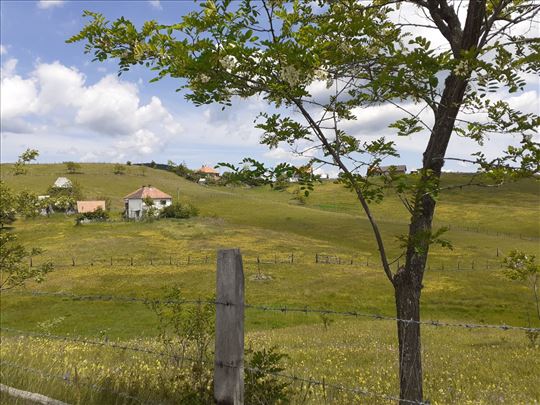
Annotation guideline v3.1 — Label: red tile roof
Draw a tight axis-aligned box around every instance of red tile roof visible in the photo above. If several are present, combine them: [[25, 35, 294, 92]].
[[77, 201, 106, 213], [198, 165, 219, 174], [124, 186, 172, 200]]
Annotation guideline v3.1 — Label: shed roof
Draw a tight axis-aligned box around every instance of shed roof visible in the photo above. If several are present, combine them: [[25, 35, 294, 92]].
[[124, 185, 172, 200], [54, 177, 72, 188], [77, 201, 106, 213]]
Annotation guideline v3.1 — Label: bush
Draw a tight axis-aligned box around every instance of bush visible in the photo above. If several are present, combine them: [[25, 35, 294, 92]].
[[64, 161, 81, 174], [245, 346, 290, 404], [113, 163, 126, 175], [160, 202, 199, 219], [75, 207, 109, 224]]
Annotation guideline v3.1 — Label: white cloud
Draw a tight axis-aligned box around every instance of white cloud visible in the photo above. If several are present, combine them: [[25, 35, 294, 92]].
[[0, 45, 6, 55], [1, 60, 39, 121], [37, 0, 64, 9], [148, 0, 162, 10], [1, 60, 184, 160], [264, 146, 307, 162]]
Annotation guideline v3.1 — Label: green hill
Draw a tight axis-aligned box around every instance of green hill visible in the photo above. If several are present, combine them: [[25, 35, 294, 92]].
[[1, 163, 539, 404]]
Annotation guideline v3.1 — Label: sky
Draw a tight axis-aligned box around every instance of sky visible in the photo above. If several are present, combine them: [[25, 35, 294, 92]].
[[1, 0, 538, 175]]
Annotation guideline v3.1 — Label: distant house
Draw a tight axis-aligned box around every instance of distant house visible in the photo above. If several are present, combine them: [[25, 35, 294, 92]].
[[197, 165, 220, 182], [371, 165, 407, 176], [77, 200, 106, 214], [53, 177, 72, 188], [38, 195, 53, 216], [288, 165, 314, 183], [124, 185, 172, 219]]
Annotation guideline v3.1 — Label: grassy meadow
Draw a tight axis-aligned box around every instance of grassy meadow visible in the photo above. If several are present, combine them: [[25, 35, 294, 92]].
[[1, 163, 539, 404]]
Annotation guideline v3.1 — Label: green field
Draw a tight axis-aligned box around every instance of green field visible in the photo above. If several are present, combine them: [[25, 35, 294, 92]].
[[1, 163, 539, 404]]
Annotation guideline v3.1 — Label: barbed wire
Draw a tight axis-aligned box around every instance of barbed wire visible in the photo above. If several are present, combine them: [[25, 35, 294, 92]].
[[240, 363, 427, 405], [5, 290, 540, 332], [1, 328, 423, 405], [0, 359, 156, 405], [0, 327, 200, 365], [241, 303, 540, 332]]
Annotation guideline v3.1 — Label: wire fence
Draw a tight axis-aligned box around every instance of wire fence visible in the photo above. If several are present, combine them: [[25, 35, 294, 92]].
[[3, 255, 539, 404], [3, 291, 538, 404], [6, 290, 540, 333], [29, 251, 511, 272]]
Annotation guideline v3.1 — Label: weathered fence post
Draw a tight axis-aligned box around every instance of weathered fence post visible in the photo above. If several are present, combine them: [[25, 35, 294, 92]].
[[315, 253, 319, 263], [215, 249, 244, 405], [72, 257, 75, 267], [29, 257, 33, 267]]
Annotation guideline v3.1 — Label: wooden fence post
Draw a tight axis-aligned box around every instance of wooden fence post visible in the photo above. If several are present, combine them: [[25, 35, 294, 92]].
[[72, 257, 75, 267], [215, 249, 244, 405]]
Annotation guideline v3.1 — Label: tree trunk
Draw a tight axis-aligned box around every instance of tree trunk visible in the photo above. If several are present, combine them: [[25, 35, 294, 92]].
[[394, 266, 423, 404]]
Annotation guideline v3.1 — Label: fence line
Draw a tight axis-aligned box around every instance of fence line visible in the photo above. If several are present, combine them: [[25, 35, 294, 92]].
[[0, 360, 154, 405], [6, 291, 540, 333], [29, 253, 510, 272]]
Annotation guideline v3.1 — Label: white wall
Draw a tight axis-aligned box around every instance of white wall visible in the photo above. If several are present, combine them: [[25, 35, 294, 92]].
[[126, 198, 172, 219]]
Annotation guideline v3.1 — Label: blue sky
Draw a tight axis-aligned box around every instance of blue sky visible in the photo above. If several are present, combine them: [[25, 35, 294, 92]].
[[1, 0, 538, 175]]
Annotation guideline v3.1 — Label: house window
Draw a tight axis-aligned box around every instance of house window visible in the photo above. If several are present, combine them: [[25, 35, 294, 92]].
[[160, 200, 167, 205]]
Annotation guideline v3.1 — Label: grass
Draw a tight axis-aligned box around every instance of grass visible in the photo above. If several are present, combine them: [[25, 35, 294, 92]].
[[1, 163, 539, 403]]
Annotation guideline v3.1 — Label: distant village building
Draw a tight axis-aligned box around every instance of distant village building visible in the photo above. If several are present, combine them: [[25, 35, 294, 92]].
[[371, 165, 407, 176], [77, 201, 106, 214], [38, 195, 53, 216], [288, 165, 314, 183], [53, 177, 72, 188], [197, 165, 220, 183], [124, 185, 172, 219]]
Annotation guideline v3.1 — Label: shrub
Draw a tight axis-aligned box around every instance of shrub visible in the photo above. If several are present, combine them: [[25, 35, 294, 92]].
[[160, 202, 199, 219], [113, 163, 126, 175], [64, 161, 81, 174], [75, 207, 109, 224], [245, 346, 290, 404]]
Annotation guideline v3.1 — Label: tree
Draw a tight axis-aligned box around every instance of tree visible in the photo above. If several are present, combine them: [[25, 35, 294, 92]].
[[0, 181, 17, 228], [503, 250, 540, 321], [13, 148, 39, 175], [16, 191, 42, 219], [70, 1, 539, 402], [0, 230, 53, 291], [113, 163, 126, 175], [65, 161, 82, 174]]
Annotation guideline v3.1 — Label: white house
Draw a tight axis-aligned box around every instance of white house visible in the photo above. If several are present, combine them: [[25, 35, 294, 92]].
[[124, 185, 172, 219], [53, 177, 72, 188]]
